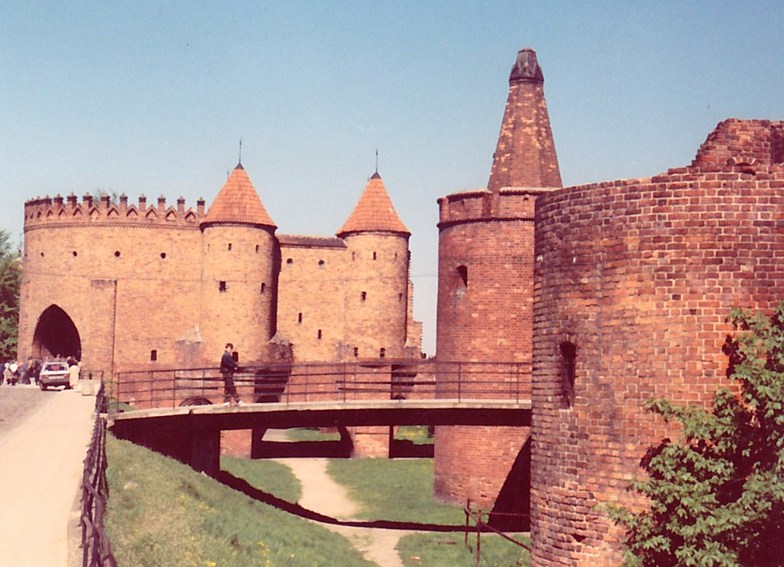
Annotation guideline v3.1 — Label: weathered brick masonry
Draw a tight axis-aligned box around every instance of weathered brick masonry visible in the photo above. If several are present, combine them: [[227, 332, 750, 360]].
[[531, 119, 784, 565], [434, 49, 560, 513]]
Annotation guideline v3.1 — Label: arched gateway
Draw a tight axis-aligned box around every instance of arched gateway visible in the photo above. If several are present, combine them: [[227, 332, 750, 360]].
[[31, 305, 81, 361]]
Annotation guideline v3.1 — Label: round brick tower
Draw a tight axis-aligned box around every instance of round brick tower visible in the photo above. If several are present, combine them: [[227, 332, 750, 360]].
[[337, 171, 412, 359], [434, 48, 562, 513], [200, 162, 278, 365], [531, 119, 784, 565]]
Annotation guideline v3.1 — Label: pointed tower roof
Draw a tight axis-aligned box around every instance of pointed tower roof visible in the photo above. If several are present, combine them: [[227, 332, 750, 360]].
[[201, 163, 277, 230], [337, 172, 410, 237], [487, 48, 562, 192]]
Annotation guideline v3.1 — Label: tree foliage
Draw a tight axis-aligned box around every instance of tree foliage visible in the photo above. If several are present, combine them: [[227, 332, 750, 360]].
[[608, 305, 784, 566], [0, 229, 21, 360]]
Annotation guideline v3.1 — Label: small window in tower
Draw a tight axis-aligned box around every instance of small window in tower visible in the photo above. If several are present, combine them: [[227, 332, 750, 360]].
[[255, 245, 260, 253], [318, 260, 325, 268], [72, 251, 78, 257], [457, 265, 468, 288], [373, 251, 377, 260], [361, 291, 367, 302], [160, 252, 167, 259], [286, 258, 293, 265], [353, 347, 359, 357], [398, 292, 403, 302], [260, 282, 266, 294], [298, 312, 303, 324], [379, 347, 386, 358], [150, 349, 158, 362], [219, 281, 227, 293], [352, 252, 356, 261], [560, 341, 577, 409], [317, 329, 322, 340], [114, 251, 121, 258], [228, 243, 232, 251]]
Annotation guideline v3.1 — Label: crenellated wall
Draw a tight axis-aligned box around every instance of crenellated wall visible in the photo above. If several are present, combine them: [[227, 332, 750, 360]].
[[24, 193, 206, 229]]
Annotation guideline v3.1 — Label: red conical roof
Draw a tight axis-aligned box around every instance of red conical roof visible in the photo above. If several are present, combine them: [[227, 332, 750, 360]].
[[487, 48, 562, 191], [201, 163, 276, 229], [337, 172, 410, 237]]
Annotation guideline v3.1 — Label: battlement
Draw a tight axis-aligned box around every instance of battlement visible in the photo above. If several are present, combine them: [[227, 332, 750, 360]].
[[23, 193, 206, 230], [437, 186, 556, 228], [691, 119, 784, 172]]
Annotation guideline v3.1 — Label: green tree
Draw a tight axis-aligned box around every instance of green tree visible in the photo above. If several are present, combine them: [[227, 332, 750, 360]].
[[0, 229, 21, 360], [608, 305, 784, 566]]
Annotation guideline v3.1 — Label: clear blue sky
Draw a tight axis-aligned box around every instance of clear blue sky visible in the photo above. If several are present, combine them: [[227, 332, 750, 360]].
[[2, 1, 782, 355]]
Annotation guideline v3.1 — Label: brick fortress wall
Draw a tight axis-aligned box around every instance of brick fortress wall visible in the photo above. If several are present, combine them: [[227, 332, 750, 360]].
[[531, 119, 784, 565], [19, 170, 422, 380], [19, 194, 207, 376]]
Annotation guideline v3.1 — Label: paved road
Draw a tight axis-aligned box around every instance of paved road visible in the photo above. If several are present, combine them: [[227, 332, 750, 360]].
[[0, 384, 96, 567]]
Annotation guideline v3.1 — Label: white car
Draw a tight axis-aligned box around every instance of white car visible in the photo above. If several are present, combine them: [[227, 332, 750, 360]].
[[39, 361, 71, 390]]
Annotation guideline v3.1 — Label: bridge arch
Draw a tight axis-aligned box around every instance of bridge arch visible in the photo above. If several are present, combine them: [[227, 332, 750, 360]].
[[31, 304, 81, 361]]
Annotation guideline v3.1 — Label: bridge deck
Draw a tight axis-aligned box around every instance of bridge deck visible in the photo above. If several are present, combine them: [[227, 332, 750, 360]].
[[111, 398, 532, 430]]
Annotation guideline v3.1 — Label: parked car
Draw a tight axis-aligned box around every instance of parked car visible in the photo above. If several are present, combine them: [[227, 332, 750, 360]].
[[39, 361, 71, 390]]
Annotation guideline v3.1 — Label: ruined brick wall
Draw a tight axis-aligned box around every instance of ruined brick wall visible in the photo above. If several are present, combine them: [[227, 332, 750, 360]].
[[531, 120, 784, 565]]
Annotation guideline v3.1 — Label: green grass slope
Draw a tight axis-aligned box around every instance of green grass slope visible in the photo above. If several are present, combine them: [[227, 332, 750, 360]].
[[105, 435, 373, 567]]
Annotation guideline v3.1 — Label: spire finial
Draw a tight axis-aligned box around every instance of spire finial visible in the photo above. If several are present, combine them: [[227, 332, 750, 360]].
[[238, 138, 242, 165], [375, 148, 379, 174]]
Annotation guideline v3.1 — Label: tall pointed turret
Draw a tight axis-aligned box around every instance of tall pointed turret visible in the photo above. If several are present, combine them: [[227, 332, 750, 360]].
[[487, 48, 562, 191], [338, 172, 412, 360], [200, 162, 278, 365], [337, 172, 410, 237]]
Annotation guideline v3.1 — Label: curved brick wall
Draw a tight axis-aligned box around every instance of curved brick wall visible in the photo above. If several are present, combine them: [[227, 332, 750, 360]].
[[434, 189, 542, 508], [531, 140, 784, 564], [19, 195, 207, 374], [341, 233, 412, 359], [200, 223, 278, 364]]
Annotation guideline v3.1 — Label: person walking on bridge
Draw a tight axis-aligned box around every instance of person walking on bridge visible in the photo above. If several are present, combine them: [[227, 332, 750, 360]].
[[220, 343, 242, 407]]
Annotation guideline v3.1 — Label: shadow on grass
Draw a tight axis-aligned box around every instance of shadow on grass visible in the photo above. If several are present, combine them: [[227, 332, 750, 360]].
[[215, 470, 465, 533]]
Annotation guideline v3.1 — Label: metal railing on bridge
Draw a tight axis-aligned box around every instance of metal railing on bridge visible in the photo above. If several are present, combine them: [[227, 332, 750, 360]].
[[109, 360, 530, 414]]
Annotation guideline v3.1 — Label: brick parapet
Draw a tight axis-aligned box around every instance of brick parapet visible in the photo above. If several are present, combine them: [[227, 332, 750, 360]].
[[23, 193, 206, 230], [531, 159, 784, 565], [437, 187, 554, 228]]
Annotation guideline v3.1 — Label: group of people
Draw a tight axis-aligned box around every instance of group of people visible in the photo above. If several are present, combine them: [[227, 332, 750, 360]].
[[1, 358, 40, 386]]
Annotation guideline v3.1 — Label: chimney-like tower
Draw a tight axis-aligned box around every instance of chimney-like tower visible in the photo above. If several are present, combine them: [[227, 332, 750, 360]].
[[487, 48, 562, 191], [434, 48, 560, 516]]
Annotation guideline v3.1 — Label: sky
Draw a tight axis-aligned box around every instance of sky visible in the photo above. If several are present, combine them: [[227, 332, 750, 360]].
[[2, 1, 783, 355]]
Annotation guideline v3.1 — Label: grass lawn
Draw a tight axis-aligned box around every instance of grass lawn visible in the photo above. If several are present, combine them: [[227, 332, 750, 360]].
[[105, 435, 373, 567], [105, 434, 529, 566], [324, 458, 530, 566], [221, 455, 301, 502], [395, 425, 433, 445], [398, 532, 530, 567], [327, 458, 463, 525]]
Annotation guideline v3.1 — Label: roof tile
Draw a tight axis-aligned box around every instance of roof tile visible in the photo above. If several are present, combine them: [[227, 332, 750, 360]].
[[337, 173, 409, 236], [201, 164, 276, 229]]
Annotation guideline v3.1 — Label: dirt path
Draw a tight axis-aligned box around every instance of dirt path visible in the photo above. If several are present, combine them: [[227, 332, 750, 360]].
[[272, 434, 409, 567]]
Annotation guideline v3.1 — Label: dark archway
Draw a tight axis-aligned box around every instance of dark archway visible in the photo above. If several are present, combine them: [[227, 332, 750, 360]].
[[32, 305, 81, 361]]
